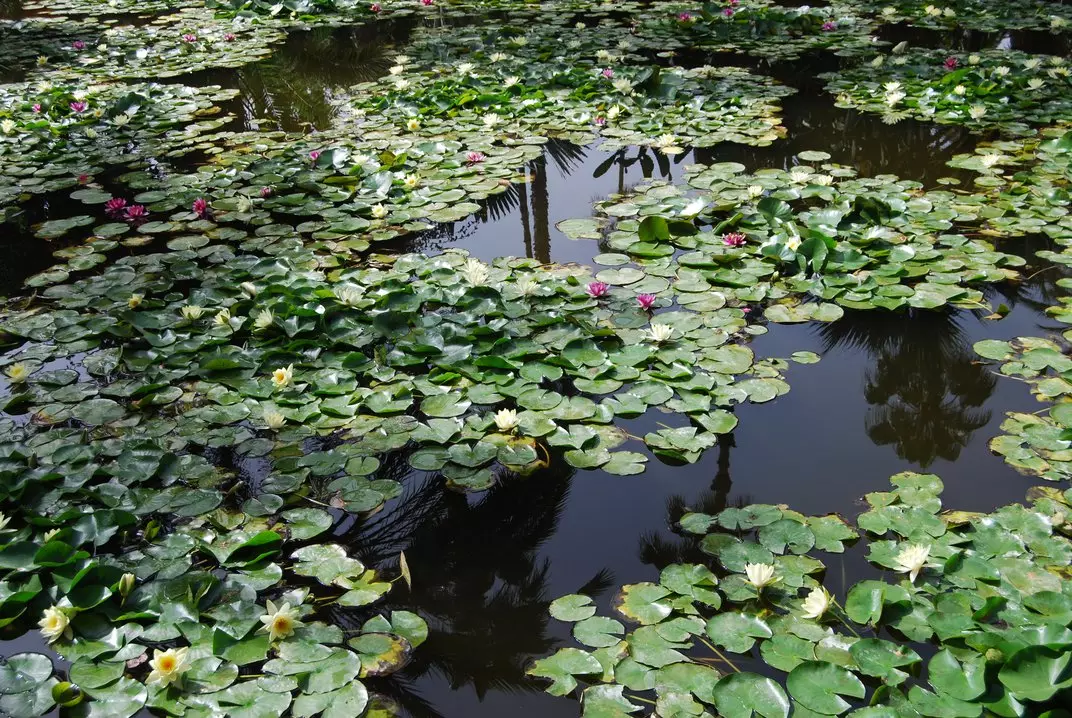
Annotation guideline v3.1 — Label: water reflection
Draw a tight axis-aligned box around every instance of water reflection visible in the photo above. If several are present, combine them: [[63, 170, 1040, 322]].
[[817, 309, 995, 467]]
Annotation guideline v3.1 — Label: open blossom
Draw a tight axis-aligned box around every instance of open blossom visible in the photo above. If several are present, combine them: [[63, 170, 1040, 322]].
[[421, 0, 433, 5], [466, 151, 485, 164], [462, 258, 489, 286], [746, 184, 764, 199], [801, 587, 832, 619], [952, 84, 966, 95], [371, 203, 388, 219], [895, 544, 930, 583], [745, 563, 779, 590], [105, 197, 128, 216], [645, 323, 674, 343], [885, 90, 906, 106], [147, 647, 191, 687], [595, 116, 606, 126], [483, 113, 501, 127], [943, 56, 958, 70], [72, 40, 85, 50], [5, 363, 30, 383], [612, 78, 633, 94], [213, 308, 231, 327], [125, 204, 148, 221], [39, 606, 72, 644], [503, 75, 520, 88], [677, 12, 693, 21], [128, 293, 143, 309], [968, 105, 987, 120], [821, 21, 836, 31], [406, 118, 421, 131], [264, 410, 286, 430], [240, 282, 258, 298], [260, 186, 273, 197], [180, 305, 204, 320], [586, 281, 609, 298], [192, 197, 210, 218], [309, 150, 321, 161], [979, 153, 1005, 168], [224, 32, 236, 41], [1028, 78, 1045, 90], [722, 7, 733, 16], [271, 365, 294, 389], [253, 309, 274, 331], [786, 235, 802, 251], [789, 168, 811, 183], [370, 2, 381, 10], [601, 67, 614, 78], [181, 33, 197, 43], [259, 600, 303, 641], [636, 294, 657, 310], [69, 101, 87, 113], [335, 285, 363, 306], [723, 232, 746, 248], [494, 408, 519, 432]]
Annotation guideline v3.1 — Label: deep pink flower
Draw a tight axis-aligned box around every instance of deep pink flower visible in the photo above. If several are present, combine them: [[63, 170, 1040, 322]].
[[742, 307, 751, 314], [77, 174, 90, 184], [677, 12, 693, 21], [466, 151, 485, 164], [69, 101, 87, 113], [370, 2, 381, 10], [944, 56, 958, 70], [223, 33, 236, 41], [586, 281, 609, 298], [260, 186, 273, 197], [182, 34, 197, 43], [309, 150, 321, 161], [723, 232, 747, 247], [104, 197, 127, 216], [729, 0, 739, 5], [595, 116, 606, 126], [636, 294, 656, 310], [31, 104, 41, 113], [722, 7, 734, 16], [822, 21, 836, 31], [192, 197, 210, 217], [72, 40, 85, 50], [125, 204, 148, 221], [420, 0, 433, 5], [601, 68, 614, 78]]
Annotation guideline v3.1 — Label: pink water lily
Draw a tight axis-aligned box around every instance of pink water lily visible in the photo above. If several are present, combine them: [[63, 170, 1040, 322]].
[[77, 174, 90, 184], [466, 151, 486, 164], [677, 12, 693, 21], [69, 101, 87, 113], [722, 7, 734, 16], [31, 104, 41, 113], [192, 197, 210, 218], [125, 204, 148, 221], [822, 21, 836, 31], [260, 186, 273, 197], [370, 2, 381, 10], [944, 56, 958, 70], [104, 197, 128, 216], [223, 33, 236, 41], [601, 68, 614, 78], [421, 0, 433, 5], [182, 34, 197, 43], [637, 294, 657, 310], [595, 116, 606, 126], [72, 40, 85, 50], [586, 281, 609, 298], [723, 232, 747, 247], [309, 150, 321, 161]]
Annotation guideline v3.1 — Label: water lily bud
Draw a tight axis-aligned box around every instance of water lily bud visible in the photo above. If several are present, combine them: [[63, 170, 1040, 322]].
[[118, 572, 135, 598], [240, 282, 258, 298]]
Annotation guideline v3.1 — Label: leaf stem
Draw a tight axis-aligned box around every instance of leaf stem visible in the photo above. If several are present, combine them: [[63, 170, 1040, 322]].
[[697, 636, 741, 672]]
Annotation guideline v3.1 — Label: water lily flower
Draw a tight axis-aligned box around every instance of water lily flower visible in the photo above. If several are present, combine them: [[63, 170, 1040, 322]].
[[466, 151, 486, 165], [923, 4, 941, 15], [482, 113, 501, 127], [111, 113, 131, 127], [612, 78, 634, 94], [128, 293, 143, 309], [371, 203, 388, 219], [595, 116, 606, 126], [746, 184, 764, 199], [77, 174, 90, 184], [979, 153, 1005, 168], [31, 103, 41, 113], [789, 168, 812, 183], [457, 62, 475, 75], [253, 309, 274, 331], [393, 78, 410, 90], [370, 2, 381, 11], [462, 258, 489, 286], [601, 67, 614, 78], [870, 55, 884, 67], [224, 33, 236, 41], [636, 294, 657, 310], [510, 35, 528, 46], [38, 606, 72, 644], [403, 174, 420, 189], [406, 118, 421, 131], [881, 6, 897, 15], [744, 563, 779, 591], [72, 40, 85, 50], [943, 7, 955, 15], [69, 101, 87, 113], [388, 65, 405, 76], [335, 285, 363, 306], [309, 150, 321, 162], [125, 204, 148, 221], [952, 84, 966, 95], [264, 410, 286, 430], [213, 309, 231, 327], [503, 76, 520, 88], [968, 54, 980, 65], [812, 174, 834, 186], [723, 232, 747, 248], [180, 305, 204, 320], [490, 52, 508, 62], [586, 281, 609, 298], [260, 186, 273, 197], [421, 0, 433, 6], [0, 119, 16, 134], [1049, 67, 1070, 78], [801, 587, 832, 619], [654, 134, 683, 155], [943, 56, 958, 70], [42, 528, 59, 541], [5, 363, 29, 383], [147, 647, 191, 686], [240, 282, 258, 298], [271, 365, 294, 389], [993, 65, 1010, 78], [192, 197, 210, 218], [894, 544, 930, 582], [105, 198, 130, 219], [259, 599, 303, 641], [722, 7, 733, 16], [1028, 78, 1045, 90], [821, 21, 836, 31], [885, 90, 906, 106], [181, 33, 197, 43], [645, 323, 674, 343], [1053, 16, 1069, 28], [0, 514, 10, 532], [968, 105, 987, 120], [1024, 58, 1041, 70], [494, 408, 519, 432]]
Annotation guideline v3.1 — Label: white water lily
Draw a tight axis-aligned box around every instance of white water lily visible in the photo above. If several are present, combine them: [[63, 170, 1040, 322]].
[[39, 606, 73, 644], [403, 173, 420, 189], [789, 168, 812, 183], [1028, 78, 1046, 90], [406, 118, 420, 131], [786, 235, 802, 251], [335, 285, 363, 306], [388, 65, 404, 75], [253, 309, 273, 331], [489, 52, 508, 62], [746, 184, 764, 199], [111, 113, 131, 127], [371, 203, 388, 219], [264, 410, 286, 430], [0, 512, 10, 531], [42, 528, 59, 542], [510, 35, 528, 46], [1024, 58, 1041, 70], [645, 323, 674, 343], [394, 78, 410, 90], [180, 305, 204, 320], [259, 600, 303, 641], [968, 105, 987, 120], [271, 364, 294, 389], [147, 647, 192, 686], [606, 105, 621, 120], [870, 55, 884, 67], [483, 113, 501, 128], [968, 54, 980, 65], [883, 81, 901, 92], [457, 62, 475, 74], [654, 134, 682, 155], [394, 54, 410, 64], [881, 6, 897, 16], [5, 363, 29, 383], [885, 90, 906, 106], [1, 119, 16, 134], [213, 308, 231, 327], [993, 65, 1010, 78], [516, 277, 540, 295], [812, 174, 834, 186], [1053, 16, 1069, 28], [611, 78, 633, 94], [923, 4, 940, 16], [1051, 56, 1067, 66], [462, 258, 490, 286], [952, 84, 966, 96], [596, 49, 612, 62], [240, 282, 258, 298], [503, 75, 521, 88], [744, 563, 779, 590], [801, 587, 832, 619], [494, 408, 519, 432], [1049, 67, 1071, 78], [894, 543, 931, 582], [979, 153, 1005, 168], [943, 7, 955, 16]]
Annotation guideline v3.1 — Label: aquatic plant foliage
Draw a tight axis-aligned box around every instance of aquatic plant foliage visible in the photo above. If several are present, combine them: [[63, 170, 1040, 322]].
[[533, 472, 1072, 716], [850, 0, 1072, 32]]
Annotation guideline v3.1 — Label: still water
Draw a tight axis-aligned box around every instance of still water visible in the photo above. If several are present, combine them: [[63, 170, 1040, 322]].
[[1, 7, 1067, 717]]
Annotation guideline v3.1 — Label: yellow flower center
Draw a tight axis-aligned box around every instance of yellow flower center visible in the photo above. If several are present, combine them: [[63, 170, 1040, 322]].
[[159, 656, 176, 671], [273, 617, 292, 632]]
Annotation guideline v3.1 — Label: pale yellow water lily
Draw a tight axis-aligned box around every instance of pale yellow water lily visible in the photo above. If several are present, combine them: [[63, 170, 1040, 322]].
[[993, 65, 1011, 78], [406, 118, 421, 131], [489, 52, 508, 62], [885, 90, 906, 106], [253, 309, 274, 331], [112, 113, 131, 127], [128, 293, 144, 309], [812, 174, 834, 186], [213, 309, 231, 327], [118, 573, 136, 598], [746, 184, 764, 199], [894, 544, 930, 583], [785, 235, 802, 251], [371, 204, 388, 219], [1, 119, 17, 134], [482, 113, 501, 128], [335, 285, 363, 306], [516, 277, 540, 295], [180, 305, 204, 320], [403, 173, 420, 189], [883, 81, 902, 92], [645, 323, 674, 344], [1028, 78, 1046, 90], [38, 606, 73, 644], [789, 168, 812, 183], [271, 364, 294, 389], [968, 105, 987, 120], [42, 528, 59, 542], [146, 647, 192, 686], [259, 600, 303, 641], [264, 410, 286, 430], [979, 153, 1005, 168], [611, 78, 633, 94], [744, 563, 779, 590], [952, 84, 966, 96], [494, 408, 519, 432], [801, 587, 832, 619], [5, 363, 30, 383], [503, 76, 521, 88], [457, 62, 475, 75]]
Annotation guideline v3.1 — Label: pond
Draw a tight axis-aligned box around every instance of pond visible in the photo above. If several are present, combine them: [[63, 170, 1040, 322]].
[[2, 1, 1072, 717]]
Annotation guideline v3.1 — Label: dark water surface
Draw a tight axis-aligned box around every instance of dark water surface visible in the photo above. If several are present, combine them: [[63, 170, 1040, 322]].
[[1, 8, 1069, 718]]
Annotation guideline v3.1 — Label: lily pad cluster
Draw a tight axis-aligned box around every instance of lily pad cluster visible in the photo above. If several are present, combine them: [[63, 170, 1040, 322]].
[[0, 80, 237, 209], [848, 0, 1072, 32], [532, 472, 1072, 717], [822, 48, 1072, 133], [558, 152, 1024, 316], [21, 0, 204, 18], [337, 17, 795, 152]]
